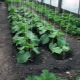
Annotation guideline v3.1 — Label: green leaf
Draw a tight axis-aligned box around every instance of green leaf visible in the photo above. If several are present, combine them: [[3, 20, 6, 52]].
[[25, 69, 67, 80], [17, 50, 30, 63], [76, 77, 80, 80], [13, 36, 27, 46], [39, 29, 47, 34], [26, 31, 39, 46], [25, 76, 36, 80], [41, 70, 56, 79], [62, 46, 70, 52], [40, 34, 49, 44], [27, 43, 34, 48], [51, 47, 63, 54], [37, 23, 43, 27], [57, 30, 64, 36], [41, 69, 51, 77], [34, 76, 43, 80], [31, 40, 39, 46], [26, 31, 35, 39], [17, 46, 25, 51], [57, 37, 69, 47], [49, 42, 62, 54], [46, 25, 54, 31], [57, 37, 70, 52], [48, 31, 58, 38], [49, 42, 57, 51], [32, 47, 40, 54], [38, 26, 45, 30], [76, 28, 80, 34], [12, 25, 19, 33]]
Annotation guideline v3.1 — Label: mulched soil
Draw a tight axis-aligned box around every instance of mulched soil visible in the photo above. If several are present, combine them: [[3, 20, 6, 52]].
[[0, 2, 80, 80]]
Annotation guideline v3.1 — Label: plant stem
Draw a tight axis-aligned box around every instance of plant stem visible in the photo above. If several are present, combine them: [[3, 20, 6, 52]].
[[62, 51, 65, 60]]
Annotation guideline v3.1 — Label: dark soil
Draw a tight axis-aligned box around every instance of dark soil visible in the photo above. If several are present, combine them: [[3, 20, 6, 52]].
[[0, 2, 80, 80]]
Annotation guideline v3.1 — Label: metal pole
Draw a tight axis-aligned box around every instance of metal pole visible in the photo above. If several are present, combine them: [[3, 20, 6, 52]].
[[78, 0, 80, 17], [58, 0, 62, 13], [41, 0, 43, 3], [50, 0, 51, 6]]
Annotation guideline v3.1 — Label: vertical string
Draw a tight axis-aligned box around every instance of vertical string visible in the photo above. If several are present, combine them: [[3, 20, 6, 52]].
[[49, 0, 51, 21], [53, 7, 56, 27], [43, 1, 46, 25], [40, 0, 43, 20], [60, 9, 64, 31], [28, 2, 33, 54], [65, 11, 71, 39], [11, 0, 13, 6], [78, 0, 80, 17], [35, 0, 36, 10], [20, 0, 21, 7]]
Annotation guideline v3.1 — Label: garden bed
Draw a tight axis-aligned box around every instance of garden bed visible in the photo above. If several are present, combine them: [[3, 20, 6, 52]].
[[0, 2, 80, 80]]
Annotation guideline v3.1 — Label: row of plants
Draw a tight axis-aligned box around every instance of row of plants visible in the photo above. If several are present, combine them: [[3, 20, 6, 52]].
[[7, 1, 80, 80], [8, 6, 41, 63], [6, 0, 21, 3], [8, 6, 70, 63], [7, 2, 68, 80], [25, 69, 80, 80], [25, 69, 67, 80], [25, 0, 80, 37]]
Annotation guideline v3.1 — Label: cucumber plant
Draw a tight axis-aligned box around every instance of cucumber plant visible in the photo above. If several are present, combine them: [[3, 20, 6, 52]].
[[25, 1, 80, 37], [25, 69, 67, 80], [8, 6, 40, 63], [25, 69, 80, 80], [6, 0, 21, 3], [8, 6, 70, 63]]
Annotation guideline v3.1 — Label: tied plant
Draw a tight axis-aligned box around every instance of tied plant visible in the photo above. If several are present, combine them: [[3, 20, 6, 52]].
[[25, 0, 80, 37], [8, 6, 71, 63]]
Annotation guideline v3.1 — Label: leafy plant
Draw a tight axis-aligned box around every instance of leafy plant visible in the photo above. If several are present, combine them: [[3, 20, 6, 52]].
[[76, 77, 80, 80], [8, 6, 71, 63], [6, 0, 21, 3], [25, 1, 80, 37], [25, 69, 67, 80], [8, 6, 40, 63]]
